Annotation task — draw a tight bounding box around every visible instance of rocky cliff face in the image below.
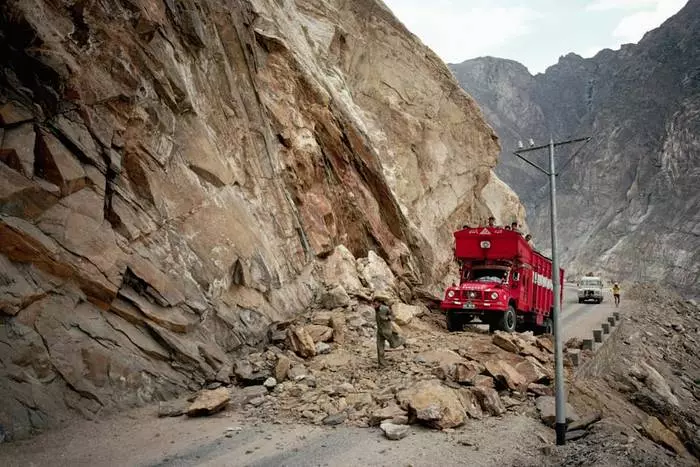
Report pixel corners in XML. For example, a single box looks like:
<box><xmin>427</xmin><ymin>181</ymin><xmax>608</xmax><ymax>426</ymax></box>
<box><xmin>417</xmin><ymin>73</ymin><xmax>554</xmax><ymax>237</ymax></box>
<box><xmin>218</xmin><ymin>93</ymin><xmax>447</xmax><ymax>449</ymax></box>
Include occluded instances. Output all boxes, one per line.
<box><xmin>450</xmin><ymin>0</ymin><xmax>700</xmax><ymax>291</ymax></box>
<box><xmin>0</xmin><ymin>0</ymin><xmax>522</xmax><ymax>438</ymax></box>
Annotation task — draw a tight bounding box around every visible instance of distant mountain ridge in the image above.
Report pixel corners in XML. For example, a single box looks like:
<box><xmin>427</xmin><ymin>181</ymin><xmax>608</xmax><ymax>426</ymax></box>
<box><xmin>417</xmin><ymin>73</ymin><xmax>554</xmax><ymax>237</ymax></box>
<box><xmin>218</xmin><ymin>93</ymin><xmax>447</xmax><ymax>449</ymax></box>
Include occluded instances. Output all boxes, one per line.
<box><xmin>449</xmin><ymin>0</ymin><xmax>700</xmax><ymax>292</ymax></box>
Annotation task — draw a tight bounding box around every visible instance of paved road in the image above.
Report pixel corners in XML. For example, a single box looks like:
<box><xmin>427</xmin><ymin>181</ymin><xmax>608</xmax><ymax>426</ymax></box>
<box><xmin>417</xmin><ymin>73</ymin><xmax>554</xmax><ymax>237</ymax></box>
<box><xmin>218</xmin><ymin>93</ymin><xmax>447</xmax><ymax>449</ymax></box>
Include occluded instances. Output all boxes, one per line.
<box><xmin>560</xmin><ymin>284</ymin><xmax>619</xmax><ymax>341</ymax></box>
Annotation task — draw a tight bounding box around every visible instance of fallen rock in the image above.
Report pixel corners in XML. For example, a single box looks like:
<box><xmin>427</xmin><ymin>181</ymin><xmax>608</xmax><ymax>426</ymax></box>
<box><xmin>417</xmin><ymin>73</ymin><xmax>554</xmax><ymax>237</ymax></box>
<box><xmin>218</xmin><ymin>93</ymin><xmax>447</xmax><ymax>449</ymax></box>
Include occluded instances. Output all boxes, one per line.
<box><xmin>264</xmin><ymin>377</ymin><xmax>277</xmax><ymax>389</ymax></box>
<box><xmin>268</xmin><ymin>321</ymin><xmax>293</xmax><ymax>343</ymax></box>
<box><xmin>311</xmin><ymin>311</ymin><xmax>333</xmax><ymax>326</ymax></box>
<box><xmin>158</xmin><ymin>398</ymin><xmax>188</xmax><ymax>417</ymax></box>
<box><xmin>457</xmin><ymin>388</ymin><xmax>484</xmax><ymax>419</ymax></box>
<box><xmin>473</xmin><ymin>375</ymin><xmax>496</xmax><ymax>389</ymax></box>
<box><xmin>369</xmin><ymin>403</ymin><xmax>407</xmax><ymax>426</ymax></box>
<box><xmin>322</xmin><ymin>412</ymin><xmax>347</xmax><ymax>426</ymax></box>
<box><xmin>288</xmin><ymin>364</ymin><xmax>309</xmax><ymax>381</ymax></box>
<box><xmin>329</xmin><ymin>314</ymin><xmax>346</xmax><ymax>345</ymax></box>
<box><xmin>315</xmin><ymin>342</ymin><xmax>331</xmax><ymax>354</ymax></box>
<box><xmin>484</xmin><ymin>360</ymin><xmax>526</xmax><ymax>391</ymax></box>
<box><xmin>515</xmin><ymin>358</ymin><xmax>551</xmax><ymax>385</ymax></box>
<box><xmin>470</xmin><ymin>386</ymin><xmax>505</xmax><ymax>416</ymax></box>
<box><xmin>536</xmin><ymin>336</ymin><xmax>555</xmax><ymax>353</ymax></box>
<box><xmin>527</xmin><ymin>383</ymin><xmax>553</xmax><ymax>397</ymax></box>
<box><xmin>391</xmin><ymin>303</ymin><xmax>421</xmax><ymax>326</ymax></box>
<box><xmin>187</xmin><ymin>388</ymin><xmax>231</xmax><ymax>416</ymax></box>
<box><xmin>565</xmin><ymin>430</ymin><xmax>587</xmax><ymax>442</ymax></box>
<box><xmin>417</xmin><ymin>349</ymin><xmax>465</xmax><ymax>367</ymax></box>
<box><xmin>320</xmin><ymin>284</ymin><xmax>351</xmax><ymax>309</ymax></box>
<box><xmin>535</xmin><ymin>396</ymin><xmax>579</xmax><ymax>427</ymax></box>
<box><xmin>381</xmin><ymin>422</ymin><xmax>410</xmax><ymax>440</ymax></box>
<box><xmin>320</xmin><ymin>245</ymin><xmax>364</xmax><ymax>295</ymax></box>
<box><xmin>567</xmin><ymin>412</ymin><xmax>602</xmax><ymax>431</ymax></box>
<box><xmin>397</xmin><ymin>380</ymin><xmax>466</xmax><ymax>429</ymax></box>
<box><xmin>492</xmin><ymin>332</ymin><xmax>521</xmax><ymax>353</ymax></box>
<box><xmin>238</xmin><ymin>385</ymin><xmax>268</xmax><ymax>405</ymax></box>
<box><xmin>519</xmin><ymin>343</ymin><xmax>551</xmax><ymax>364</ymax></box>
<box><xmin>452</xmin><ymin>361</ymin><xmax>484</xmax><ymax>384</ymax></box>
<box><xmin>357</xmin><ymin>251</ymin><xmax>396</xmax><ymax>297</ymax></box>
<box><xmin>641</xmin><ymin>416</ymin><xmax>690</xmax><ymax>457</ymax></box>
<box><xmin>234</xmin><ymin>360</ymin><xmax>268</xmax><ymax>385</ymax></box>
<box><xmin>305</xmin><ymin>324</ymin><xmax>333</xmax><ymax>343</ymax></box>
<box><xmin>286</xmin><ymin>326</ymin><xmax>316</xmax><ymax>358</ymax></box>
<box><xmin>274</xmin><ymin>355</ymin><xmax>292</xmax><ymax>382</ymax></box>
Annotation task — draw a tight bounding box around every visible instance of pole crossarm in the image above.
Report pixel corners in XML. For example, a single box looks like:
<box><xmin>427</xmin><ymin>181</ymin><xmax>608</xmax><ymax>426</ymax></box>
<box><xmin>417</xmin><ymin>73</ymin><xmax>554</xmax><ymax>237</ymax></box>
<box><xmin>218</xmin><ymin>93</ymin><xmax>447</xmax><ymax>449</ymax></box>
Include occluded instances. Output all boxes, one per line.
<box><xmin>513</xmin><ymin>136</ymin><xmax>590</xmax><ymax>155</ymax></box>
<box><xmin>513</xmin><ymin>151</ymin><xmax>550</xmax><ymax>175</ymax></box>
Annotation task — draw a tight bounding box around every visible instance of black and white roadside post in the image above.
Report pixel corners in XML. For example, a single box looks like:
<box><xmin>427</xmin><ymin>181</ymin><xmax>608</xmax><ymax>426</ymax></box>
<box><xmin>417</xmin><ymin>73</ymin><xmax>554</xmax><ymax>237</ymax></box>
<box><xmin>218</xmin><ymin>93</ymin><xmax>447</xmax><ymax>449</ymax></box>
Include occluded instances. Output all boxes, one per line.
<box><xmin>513</xmin><ymin>136</ymin><xmax>590</xmax><ymax>445</ymax></box>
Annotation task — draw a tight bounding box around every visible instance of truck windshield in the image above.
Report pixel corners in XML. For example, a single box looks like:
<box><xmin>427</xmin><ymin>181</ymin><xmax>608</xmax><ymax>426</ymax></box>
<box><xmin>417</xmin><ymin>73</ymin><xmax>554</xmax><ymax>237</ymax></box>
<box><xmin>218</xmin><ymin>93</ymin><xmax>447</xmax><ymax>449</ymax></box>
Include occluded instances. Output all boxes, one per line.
<box><xmin>467</xmin><ymin>269</ymin><xmax>506</xmax><ymax>283</ymax></box>
<box><xmin>580</xmin><ymin>280</ymin><xmax>602</xmax><ymax>287</ymax></box>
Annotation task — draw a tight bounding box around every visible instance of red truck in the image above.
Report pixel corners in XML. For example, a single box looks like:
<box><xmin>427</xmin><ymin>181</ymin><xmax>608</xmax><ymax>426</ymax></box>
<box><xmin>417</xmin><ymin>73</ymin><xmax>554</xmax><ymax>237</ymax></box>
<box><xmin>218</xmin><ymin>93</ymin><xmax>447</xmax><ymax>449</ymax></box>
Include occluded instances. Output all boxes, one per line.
<box><xmin>441</xmin><ymin>226</ymin><xmax>564</xmax><ymax>334</ymax></box>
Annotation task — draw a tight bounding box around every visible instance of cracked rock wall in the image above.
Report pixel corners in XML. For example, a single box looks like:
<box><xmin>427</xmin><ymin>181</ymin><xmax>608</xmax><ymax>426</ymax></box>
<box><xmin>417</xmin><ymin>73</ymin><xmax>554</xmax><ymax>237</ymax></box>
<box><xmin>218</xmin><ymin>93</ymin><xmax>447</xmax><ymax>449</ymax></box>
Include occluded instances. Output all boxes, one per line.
<box><xmin>0</xmin><ymin>0</ymin><xmax>519</xmax><ymax>438</ymax></box>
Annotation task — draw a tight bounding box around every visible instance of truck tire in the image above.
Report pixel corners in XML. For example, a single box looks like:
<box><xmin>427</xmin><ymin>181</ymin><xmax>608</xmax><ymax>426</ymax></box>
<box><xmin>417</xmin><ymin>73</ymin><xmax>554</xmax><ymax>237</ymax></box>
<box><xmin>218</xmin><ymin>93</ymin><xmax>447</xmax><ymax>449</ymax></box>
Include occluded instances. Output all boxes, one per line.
<box><xmin>578</xmin><ymin>298</ymin><xmax>583</xmax><ymax>304</ymax></box>
<box><xmin>446</xmin><ymin>311</ymin><xmax>462</xmax><ymax>332</ymax></box>
<box><xmin>498</xmin><ymin>306</ymin><xmax>517</xmax><ymax>333</ymax></box>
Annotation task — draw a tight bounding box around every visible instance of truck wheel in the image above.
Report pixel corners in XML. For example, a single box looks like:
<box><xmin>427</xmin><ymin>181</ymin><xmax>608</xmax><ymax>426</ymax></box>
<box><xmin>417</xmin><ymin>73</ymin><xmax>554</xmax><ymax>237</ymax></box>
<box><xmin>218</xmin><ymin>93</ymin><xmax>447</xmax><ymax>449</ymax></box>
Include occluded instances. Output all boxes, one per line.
<box><xmin>578</xmin><ymin>298</ymin><xmax>583</xmax><ymax>304</ymax></box>
<box><xmin>498</xmin><ymin>306</ymin><xmax>517</xmax><ymax>333</ymax></box>
<box><xmin>446</xmin><ymin>311</ymin><xmax>462</xmax><ymax>332</ymax></box>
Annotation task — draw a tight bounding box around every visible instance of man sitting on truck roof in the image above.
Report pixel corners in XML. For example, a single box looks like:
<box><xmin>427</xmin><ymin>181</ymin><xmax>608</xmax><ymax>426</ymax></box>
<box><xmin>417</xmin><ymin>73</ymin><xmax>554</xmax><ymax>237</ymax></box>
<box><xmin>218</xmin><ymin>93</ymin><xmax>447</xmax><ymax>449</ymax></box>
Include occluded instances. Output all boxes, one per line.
<box><xmin>487</xmin><ymin>216</ymin><xmax>496</xmax><ymax>227</ymax></box>
<box><xmin>511</xmin><ymin>221</ymin><xmax>520</xmax><ymax>233</ymax></box>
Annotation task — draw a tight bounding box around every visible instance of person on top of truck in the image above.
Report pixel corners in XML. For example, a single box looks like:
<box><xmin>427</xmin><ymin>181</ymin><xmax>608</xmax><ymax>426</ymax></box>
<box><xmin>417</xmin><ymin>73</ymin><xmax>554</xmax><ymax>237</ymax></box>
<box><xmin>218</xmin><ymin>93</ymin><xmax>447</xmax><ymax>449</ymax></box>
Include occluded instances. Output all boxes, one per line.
<box><xmin>511</xmin><ymin>221</ymin><xmax>520</xmax><ymax>233</ymax></box>
<box><xmin>525</xmin><ymin>234</ymin><xmax>534</xmax><ymax>248</ymax></box>
<box><xmin>487</xmin><ymin>216</ymin><xmax>496</xmax><ymax>227</ymax></box>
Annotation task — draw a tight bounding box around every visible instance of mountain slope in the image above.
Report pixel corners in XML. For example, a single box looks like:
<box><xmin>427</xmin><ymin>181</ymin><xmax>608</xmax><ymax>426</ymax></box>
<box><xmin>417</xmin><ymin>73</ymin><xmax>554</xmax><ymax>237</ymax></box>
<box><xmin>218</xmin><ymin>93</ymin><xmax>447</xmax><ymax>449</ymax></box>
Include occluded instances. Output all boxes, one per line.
<box><xmin>450</xmin><ymin>0</ymin><xmax>700</xmax><ymax>291</ymax></box>
<box><xmin>0</xmin><ymin>0</ymin><xmax>522</xmax><ymax>438</ymax></box>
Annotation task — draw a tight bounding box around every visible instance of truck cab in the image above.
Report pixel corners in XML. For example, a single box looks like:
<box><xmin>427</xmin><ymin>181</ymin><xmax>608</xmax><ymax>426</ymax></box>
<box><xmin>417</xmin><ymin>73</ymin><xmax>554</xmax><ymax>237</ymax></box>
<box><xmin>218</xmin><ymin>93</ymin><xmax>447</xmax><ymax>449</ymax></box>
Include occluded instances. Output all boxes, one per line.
<box><xmin>577</xmin><ymin>276</ymin><xmax>603</xmax><ymax>304</ymax></box>
<box><xmin>441</xmin><ymin>226</ymin><xmax>563</xmax><ymax>334</ymax></box>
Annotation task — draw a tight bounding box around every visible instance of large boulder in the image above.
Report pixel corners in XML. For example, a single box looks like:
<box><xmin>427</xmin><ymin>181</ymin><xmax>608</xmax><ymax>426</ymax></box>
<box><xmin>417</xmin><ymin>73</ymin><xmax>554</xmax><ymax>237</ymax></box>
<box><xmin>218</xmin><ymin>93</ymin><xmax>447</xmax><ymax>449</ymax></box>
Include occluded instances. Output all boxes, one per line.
<box><xmin>357</xmin><ymin>251</ymin><xmax>396</xmax><ymax>297</ymax></box>
<box><xmin>319</xmin><ymin>284</ymin><xmax>351</xmax><ymax>309</ymax></box>
<box><xmin>397</xmin><ymin>380</ymin><xmax>466</xmax><ymax>429</ymax></box>
<box><xmin>320</xmin><ymin>246</ymin><xmax>364</xmax><ymax>295</ymax></box>
<box><xmin>470</xmin><ymin>386</ymin><xmax>505</xmax><ymax>416</ymax></box>
<box><xmin>286</xmin><ymin>327</ymin><xmax>316</xmax><ymax>358</ymax></box>
<box><xmin>186</xmin><ymin>388</ymin><xmax>231</xmax><ymax>416</ymax></box>
<box><xmin>304</xmin><ymin>324</ymin><xmax>333</xmax><ymax>343</ymax></box>
<box><xmin>484</xmin><ymin>360</ymin><xmax>527</xmax><ymax>391</ymax></box>
<box><xmin>391</xmin><ymin>302</ymin><xmax>422</xmax><ymax>326</ymax></box>
<box><xmin>515</xmin><ymin>357</ymin><xmax>552</xmax><ymax>385</ymax></box>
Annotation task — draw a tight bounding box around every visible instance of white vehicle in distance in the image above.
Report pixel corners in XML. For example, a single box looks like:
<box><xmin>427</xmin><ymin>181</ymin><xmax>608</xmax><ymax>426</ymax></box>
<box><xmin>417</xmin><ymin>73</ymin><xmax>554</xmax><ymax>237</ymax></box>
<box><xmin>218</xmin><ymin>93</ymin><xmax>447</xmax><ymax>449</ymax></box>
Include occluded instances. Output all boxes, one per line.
<box><xmin>577</xmin><ymin>276</ymin><xmax>604</xmax><ymax>304</ymax></box>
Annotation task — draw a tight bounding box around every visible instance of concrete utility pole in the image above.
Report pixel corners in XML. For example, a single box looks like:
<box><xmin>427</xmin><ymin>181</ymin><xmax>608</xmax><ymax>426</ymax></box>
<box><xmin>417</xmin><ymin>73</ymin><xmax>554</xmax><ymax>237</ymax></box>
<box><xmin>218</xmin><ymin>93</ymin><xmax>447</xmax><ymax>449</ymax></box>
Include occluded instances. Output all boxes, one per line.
<box><xmin>514</xmin><ymin>135</ymin><xmax>590</xmax><ymax>446</ymax></box>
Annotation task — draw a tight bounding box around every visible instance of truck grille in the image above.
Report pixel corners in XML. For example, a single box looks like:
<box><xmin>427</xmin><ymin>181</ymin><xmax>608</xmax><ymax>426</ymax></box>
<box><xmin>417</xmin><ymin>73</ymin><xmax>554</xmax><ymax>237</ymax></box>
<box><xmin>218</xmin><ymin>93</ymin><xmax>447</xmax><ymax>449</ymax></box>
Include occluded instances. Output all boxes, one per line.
<box><xmin>462</xmin><ymin>290</ymin><xmax>482</xmax><ymax>300</ymax></box>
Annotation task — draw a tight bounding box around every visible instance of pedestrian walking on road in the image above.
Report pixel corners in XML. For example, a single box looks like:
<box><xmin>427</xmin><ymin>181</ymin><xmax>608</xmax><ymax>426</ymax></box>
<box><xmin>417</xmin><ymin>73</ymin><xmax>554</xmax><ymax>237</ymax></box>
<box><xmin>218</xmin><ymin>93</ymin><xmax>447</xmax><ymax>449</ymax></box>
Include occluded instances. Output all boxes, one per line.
<box><xmin>612</xmin><ymin>282</ymin><xmax>621</xmax><ymax>307</ymax></box>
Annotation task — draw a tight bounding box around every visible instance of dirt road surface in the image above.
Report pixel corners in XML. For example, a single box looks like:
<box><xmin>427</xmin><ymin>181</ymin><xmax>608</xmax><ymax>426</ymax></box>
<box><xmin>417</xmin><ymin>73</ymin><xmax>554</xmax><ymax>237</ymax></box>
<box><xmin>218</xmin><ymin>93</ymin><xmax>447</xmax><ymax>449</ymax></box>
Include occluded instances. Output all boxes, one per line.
<box><xmin>0</xmin><ymin>288</ymin><xmax>620</xmax><ymax>467</ymax></box>
<box><xmin>0</xmin><ymin>407</ymin><xmax>547</xmax><ymax>467</ymax></box>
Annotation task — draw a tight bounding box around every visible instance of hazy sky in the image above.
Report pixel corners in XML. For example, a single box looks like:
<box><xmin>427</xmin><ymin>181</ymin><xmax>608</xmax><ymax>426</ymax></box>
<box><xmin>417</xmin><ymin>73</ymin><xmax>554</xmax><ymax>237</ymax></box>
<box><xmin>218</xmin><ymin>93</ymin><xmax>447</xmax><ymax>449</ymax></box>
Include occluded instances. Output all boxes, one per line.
<box><xmin>382</xmin><ymin>0</ymin><xmax>687</xmax><ymax>74</ymax></box>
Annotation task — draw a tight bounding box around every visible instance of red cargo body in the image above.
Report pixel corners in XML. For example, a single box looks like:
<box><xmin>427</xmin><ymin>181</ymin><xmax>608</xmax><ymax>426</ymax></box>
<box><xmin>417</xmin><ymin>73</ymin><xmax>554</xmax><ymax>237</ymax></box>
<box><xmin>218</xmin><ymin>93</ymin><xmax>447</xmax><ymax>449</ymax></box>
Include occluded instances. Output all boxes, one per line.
<box><xmin>441</xmin><ymin>227</ymin><xmax>564</xmax><ymax>333</ymax></box>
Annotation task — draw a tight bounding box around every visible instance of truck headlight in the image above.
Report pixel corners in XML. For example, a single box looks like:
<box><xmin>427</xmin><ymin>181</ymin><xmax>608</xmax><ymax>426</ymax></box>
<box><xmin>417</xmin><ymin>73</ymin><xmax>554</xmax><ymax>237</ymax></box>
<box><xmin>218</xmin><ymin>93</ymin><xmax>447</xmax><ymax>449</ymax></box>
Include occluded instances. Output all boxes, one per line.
<box><xmin>490</xmin><ymin>292</ymin><xmax>499</xmax><ymax>300</ymax></box>
<box><xmin>447</xmin><ymin>290</ymin><xmax>455</xmax><ymax>298</ymax></box>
